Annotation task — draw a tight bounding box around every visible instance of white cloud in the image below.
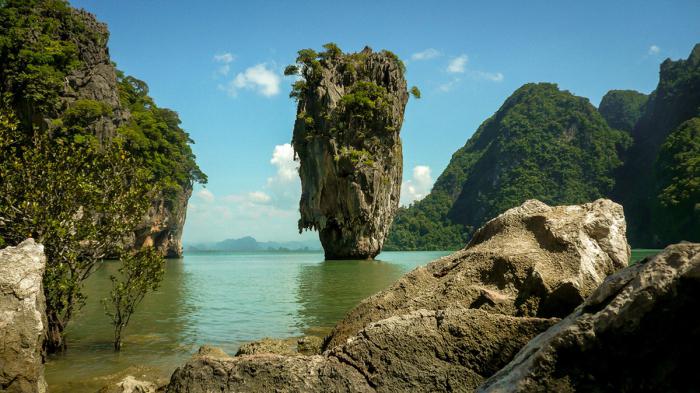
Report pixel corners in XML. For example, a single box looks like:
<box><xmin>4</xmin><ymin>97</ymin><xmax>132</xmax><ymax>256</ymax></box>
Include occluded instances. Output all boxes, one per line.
<box><xmin>648</xmin><ymin>45</ymin><xmax>661</xmax><ymax>55</ymax></box>
<box><xmin>223</xmin><ymin>63</ymin><xmax>281</xmax><ymax>97</ymax></box>
<box><xmin>184</xmin><ymin>143</ymin><xmax>307</xmax><ymax>244</ymax></box>
<box><xmin>400</xmin><ymin>165</ymin><xmax>433</xmax><ymax>206</ymax></box>
<box><xmin>214</xmin><ymin>52</ymin><xmax>235</xmax><ymax>63</ymax></box>
<box><xmin>249</xmin><ymin>191</ymin><xmax>272</xmax><ymax>204</ymax></box>
<box><xmin>196</xmin><ymin>188</ymin><xmax>215</xmax><ymax>203</ymax></box>
<box><xmin>213</xmin><ymin>52</ymin><xmax>235</xmax><ymax>75</ymax></box>
<box><xmin>269</xmin><ymin>143</ymin><xmax>298</xmax><ymax>181</ymax></box>
<box><xmin>447</xmin><ymin>55</ymin><xmax>468</xmax><ymax>73</ymax></box>
<box><xmin>439</xmin><ymin>78</ymin><xmax>461</xmax><ymax>92</ymax></box>
<box><xmin>411</xmin><ymin>48</ymin><xmax>441</xmax><ymax>61</ymax></box>
<box><xmin>473</xmin><ymin>70</ymin><xmax>504</xmax><ymax>82</ymax></box>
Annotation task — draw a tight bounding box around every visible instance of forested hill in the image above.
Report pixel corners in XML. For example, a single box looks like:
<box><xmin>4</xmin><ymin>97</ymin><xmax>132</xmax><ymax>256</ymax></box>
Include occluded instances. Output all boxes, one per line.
<box><xmin>613</xmin><ymin>43</ymin><xmax>700</xmax><ymax>247</ymax></box>
<box><xmin>387</xmin><ymin>44</ymin><xmax>700</xmax><ymax>251</ymax></box>
<box><xmin>0</xmin><ymin>0</ymin><xmax>206</xmax><ymax>255</ymax></box>
<box><xmin>385</xmin><ymin>83</ymin><xmax>630</xmax><ymax>250</ymax></box>
<box><xmin>598</xmin><ymin>90</ymin><xmax>649</xmax><ymax>133</ymax></box>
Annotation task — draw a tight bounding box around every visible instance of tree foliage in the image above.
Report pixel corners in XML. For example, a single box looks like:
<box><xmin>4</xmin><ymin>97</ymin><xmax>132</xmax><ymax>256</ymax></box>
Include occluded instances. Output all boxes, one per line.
<box><xmin>116</xmin><ymin>72</ymin><xmax>207</xmax><ymax>199</ymax></box>
<box><xmin>387</xmin><ymin>83</ymin><xmax>631</xmax><ymax>250</ymax></box>
<box><xmin>651</xmin><ymin>117</ymin><xmax>700</xmax><ymax>244</ymax></box>
<box><xmin>102</xmin><ymin>247</ymin><xmax>165</xmax><ymax>351</ymax></box>
<box><xmin>598</xmin><ymin>89</ymin><xmax>648</xmax><ymax>132</ymax></box>
<box><xmin>0</xmin><ymin>0</ymin><xmax>206</xmax><ymax>352</ymax></box>
<box><xmin>0</xmin><ymin>109</ymin><xmax>151</xmax><ymax>352</ymax></box>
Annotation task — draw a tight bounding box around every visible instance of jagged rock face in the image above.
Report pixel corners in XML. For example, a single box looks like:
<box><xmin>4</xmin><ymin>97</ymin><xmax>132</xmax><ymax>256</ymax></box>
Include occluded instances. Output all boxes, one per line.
<box><xmin>166</xmin><ymin>348</ymin><xmax>372</xmax><ymax>393</ymax></box>
<box><xmin>59</xmin><ymin>9</ymin><xmax>127</xmax><ymax>141</ymax></box>
<box><xmin>132</xmin><ymin>187</ymin><xmax>191</xmax><ymax>258</ymax></box>
<box><xmin>325</xmin><ymin>198</ymin><xmax>629</xmax><ymax>349</ymax></box>
<box><xmin>292</xmin><ymin>47</ymin><xmax>409</xmax><ymax>259</ymax></box>
<box><xmin>164</xmin><ymin>199</ymin><xmax>629</xmax><ymax>392</ymax></box>
<box><xmin>62</xmin><ymin>10</ymin><xmax>189</xmax><ymax>258</ymax></box>
<box><xmin>329</xmin><ymin>308</ymin><xmax>556</xmax><ymax>392</ymax></box>
<box><xmin>479</xmin><ymin>243</ymin><xmax>700</xmax><ymax>393</ymax></box>
<box><xmin>0</xmin><ymin>239</ymin><xmax>47</xmax><ymax>393</ymax></box>
<box><xmin>59</xmin><ymin>10</ymin><xmax>189</xmax><ymax>258</ymax></box>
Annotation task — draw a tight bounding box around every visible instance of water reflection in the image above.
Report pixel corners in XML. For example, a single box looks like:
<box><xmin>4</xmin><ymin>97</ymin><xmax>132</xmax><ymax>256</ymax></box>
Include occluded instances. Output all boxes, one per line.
<box><xmin>45</xmin><ymin>258</ymin><xmax>193</xmax><ymax>392</ymax></box>
<box><xmin>294</xmin><ymin>259</ymin><xmax>404</xmax><ymax>333</ymax></box>
<box><xmin>44</xmin><ymin>251</ymin><xmax>450</xmax><ymax>393</ymax></box>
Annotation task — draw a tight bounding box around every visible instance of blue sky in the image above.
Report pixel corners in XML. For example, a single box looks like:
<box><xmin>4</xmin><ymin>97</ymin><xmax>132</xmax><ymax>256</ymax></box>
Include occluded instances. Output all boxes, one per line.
<box><xmin>70</xmin><ymin>0</ymin><xmax>700</xmax><ymax>244</ymax></box>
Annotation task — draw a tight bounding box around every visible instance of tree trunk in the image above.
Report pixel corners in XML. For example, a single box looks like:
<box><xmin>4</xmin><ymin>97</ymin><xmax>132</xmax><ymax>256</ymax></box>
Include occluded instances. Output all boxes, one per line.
<box><xmin>45</xmin><ymin>311</ymin><xmax>66</xmax><ymax>353</ymax></box>
<box><xmin>114</xmin><ymin>329</ymin><xmax>122</xmax><ymax>351</ymax></box>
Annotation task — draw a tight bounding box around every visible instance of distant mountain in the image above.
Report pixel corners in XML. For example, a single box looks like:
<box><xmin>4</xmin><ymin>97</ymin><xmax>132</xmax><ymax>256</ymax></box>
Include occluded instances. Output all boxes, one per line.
<box><xmin>385</xmin><ymin>83</ymin><xmax>630</xmax><ymax>251</ymax></box>
<box><xmin>386</xmin><ymin>44</ymin><xmax>700</xmax><ymax>251</ymax></box>
<box><xmin>186</xmin><ymin>236</ymin><xmax>322</xmax><ymax>252</ymax></box>
<box><xmin>613</xmin><ymin>44</ymin><xmax>700</xmax><ymax>247</ymax></box>
<box><xmin>598</xmin><ymin>90</ymin><xmax>649</xmax><ymax>133</ymax></box>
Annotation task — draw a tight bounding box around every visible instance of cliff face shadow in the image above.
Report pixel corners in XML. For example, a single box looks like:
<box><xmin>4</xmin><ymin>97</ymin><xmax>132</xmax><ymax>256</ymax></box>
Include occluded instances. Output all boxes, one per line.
<box><xmin>294</xmin><ymin>259</ymin><xmax>404</xmax><ymax>333</ymax></box>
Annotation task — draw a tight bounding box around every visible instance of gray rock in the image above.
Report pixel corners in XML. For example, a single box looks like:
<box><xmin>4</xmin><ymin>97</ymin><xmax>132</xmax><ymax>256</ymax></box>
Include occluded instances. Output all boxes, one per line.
<box><xmin>478</xmin><ymin>242</ymin><xmax>700</xmax><ymax>393</ymax></box>
<box><xmin>235</xmin><ymin>336</ymin><xmax>324</xmax><ymax>357</ymax></box>
<box><xmin>329</xmin><ymin>308</ymin><xmax>557</xmax><ymax>392</ymax></box>
<box><xmin>167</xmin><ymin>349</ymin><xmax>371</xmax><ymax>393</ymax></box>
<box><xmin>292</xmin><ymin>46</ymin><xmax>409</xmax><ymax>259</ymax></box>
<box><xmin>98</xmin><ymin>375</ymin><xmax>157</xmax><ymax>393</ymax></box>
<box><xmin>0</xmin><ymin>239</ymin><xmax>47</xmax><ymax>393</ymax></box>
<box><xmin>324</xmin><ymin>199</ymin><xmax>629</xmax><ymax>349</ymax></box>
<box><xmin>165</xmin><ymin>199</ymin><xmax>629</xmax><ymax>392</ymax></box>
<box><xmin>132</xmin><ymin>187</ymin><xmax>191</xmax><ymax>258</ymax></box>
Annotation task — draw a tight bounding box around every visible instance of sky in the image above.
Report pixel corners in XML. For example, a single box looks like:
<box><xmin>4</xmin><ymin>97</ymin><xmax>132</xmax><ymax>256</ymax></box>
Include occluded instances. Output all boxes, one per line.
<box><xmin>69</xmin><ymin>0</ymin><xmax>700</xmax><ymax>244</ymax></box>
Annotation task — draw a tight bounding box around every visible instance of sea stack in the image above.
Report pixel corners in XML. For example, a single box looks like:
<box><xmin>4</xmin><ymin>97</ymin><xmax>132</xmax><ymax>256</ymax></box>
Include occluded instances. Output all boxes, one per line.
<box><xmin>289</xmin><ymin>44</ymin><xmax>410</xmax><ymax>259</ymax></box>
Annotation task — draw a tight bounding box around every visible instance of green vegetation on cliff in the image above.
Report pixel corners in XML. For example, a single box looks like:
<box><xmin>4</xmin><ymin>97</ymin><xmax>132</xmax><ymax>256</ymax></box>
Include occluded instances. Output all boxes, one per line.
<box><xmin>598</xmin><ymin>90</ymin><xmax>648</xmax><ymax>132</ymax></box>
<box><xmin>651</xmin><ymin>117</ymin><xmax>700</xmax><ymax>245</ymax></box>
<box><xmin>386</xmin><ymin>83</ymin><xmax>631</xmax><ymax>250</ymax></box>
<box><xmin>117</xmin><ymin>72</ymin><xmax>207</xmax><ymax>198</ymax></box>
<box><xmin>0</xmin><ymin>0</ymin><xmax>205</xmax><ymax>351</ymax></box>
<box><xmin>614</xmin><ymin>44</ymin><xmax>700</xmax><ymax>247</ymax></box>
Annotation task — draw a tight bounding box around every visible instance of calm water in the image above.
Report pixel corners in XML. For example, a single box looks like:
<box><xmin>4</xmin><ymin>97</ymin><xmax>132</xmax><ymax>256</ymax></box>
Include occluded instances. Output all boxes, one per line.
<box><xmin>44</xmin><ymin>249</ymin><xmax>657</xmax><ymax>392</ymax></box>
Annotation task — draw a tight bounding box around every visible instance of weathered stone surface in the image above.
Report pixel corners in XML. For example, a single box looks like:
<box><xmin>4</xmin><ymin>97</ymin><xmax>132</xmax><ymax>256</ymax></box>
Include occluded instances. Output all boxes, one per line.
<box><xmin>235</xmin><ymin>335</ymin><xmax>324</xmax><ymax>356</ymax></box>
<box><xmin>292</xmin><ymin>46</ymin><xmax>409</xmax><ymax>259</ymax></box>
<box><xmin>479</xmin><ymin>242</ymin><xmax>700</xmax><ymax>393</ymax></box>
<box><xmin>98</xmin><ymin>375</ymin><xmax>158</xmax><ymax>393</ymax></box>
<box><xmin>166</xmin><ymin>308</ymin><xmax>555</xmax><ymax>393</ymax></box>
<box><xmin>324</xmin><ymin>199</ymin><xmax>629</xmax><ymax>349</ymax></box>
<box><xmin>0</xmin><ymin>239</ymin><xmax>47</xmax><ymax>393</ymax></box>
<box><xmin>64</xmin><ymin>10</ymin><xmax>127</xmax><ymax>138</ymax></box>
<box><xmin>330</xmin><ymin>308</ymin><xmax>557</xmax><ymax>392</ymax></box>
<box><xmin>132</xmin><ymin>188</ymin><xmax>191</xmax><ymax>258</ymax></box>
<box><xmin>166</xmin><ymin>348</ymin><xmax>371</xmax><ymax>393</ymax></box>
<box><xmin>235</xmin><ymin>337</ymin><xmax>298</xmax><ymax>356</ymax></box>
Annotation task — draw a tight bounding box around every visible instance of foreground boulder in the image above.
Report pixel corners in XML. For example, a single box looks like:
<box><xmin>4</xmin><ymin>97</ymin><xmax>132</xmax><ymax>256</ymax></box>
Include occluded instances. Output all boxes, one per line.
<box><xmin>325</xmin><ymin>198</ymin><xmax>629</xmax><ymax>349</ymax></box>
<box><xmin>479</xmin><ymin>242</ymin><xmax>700</xmax><ymax>393</ymax></box>
<box><xmin>0</xmin><ymin>239</ymin><xmax>47</xmax><ymax>393</ymax></box>
<box><xmin>166</xmin><ymin>199</ymin><xmax>629</xmax><ymax>392</ymax></box>
<box><xmin>291</xmin><ymin>45</ymin><xmax>410</xmax><ymax>259</ymax></box>
<box><xmin>235</xmin><ymin>336</ymin><xmax>323</xmax><ymax>356</ymax></box>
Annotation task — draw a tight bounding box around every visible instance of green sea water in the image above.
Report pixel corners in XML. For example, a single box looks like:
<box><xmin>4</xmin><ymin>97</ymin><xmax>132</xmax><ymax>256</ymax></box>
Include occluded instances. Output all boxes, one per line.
<box><xmin>44</xmin><ymin>249</ymin><xmax>658</xmax><ymax>392</ymax></box>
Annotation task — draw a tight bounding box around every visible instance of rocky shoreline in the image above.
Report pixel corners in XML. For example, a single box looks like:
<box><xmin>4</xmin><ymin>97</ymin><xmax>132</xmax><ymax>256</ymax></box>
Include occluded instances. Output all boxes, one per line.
<box><xmin>2</xmin><ymin>199</ymin><xmax>698</xmax><ymax>392</ymax></box>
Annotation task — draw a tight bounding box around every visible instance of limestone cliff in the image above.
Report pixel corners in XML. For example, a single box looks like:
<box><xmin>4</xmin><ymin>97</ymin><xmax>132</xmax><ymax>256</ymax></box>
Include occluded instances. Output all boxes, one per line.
<box><xmin>0</xmin><ymin>239</ymin><xmax>47</xmax><ymax>393</ymax></box>
<box><xmin>0</xmin><ymin>3</ymin><xmax>198</xmax><ymax>258</ymax></box>
<box><xmin>63</xmin><ymin>9</ymin><xmax>192</xmax><ymax>258</ymax></box>
<box><xmin>290</xmin><ymin>45</ymin><xmax>410</xmax><ymax>259</ymax></box>
<box><xmin>133</xmin><ymin>188</ymin><xmax>192</xmax><ymax>258</ymax></box>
